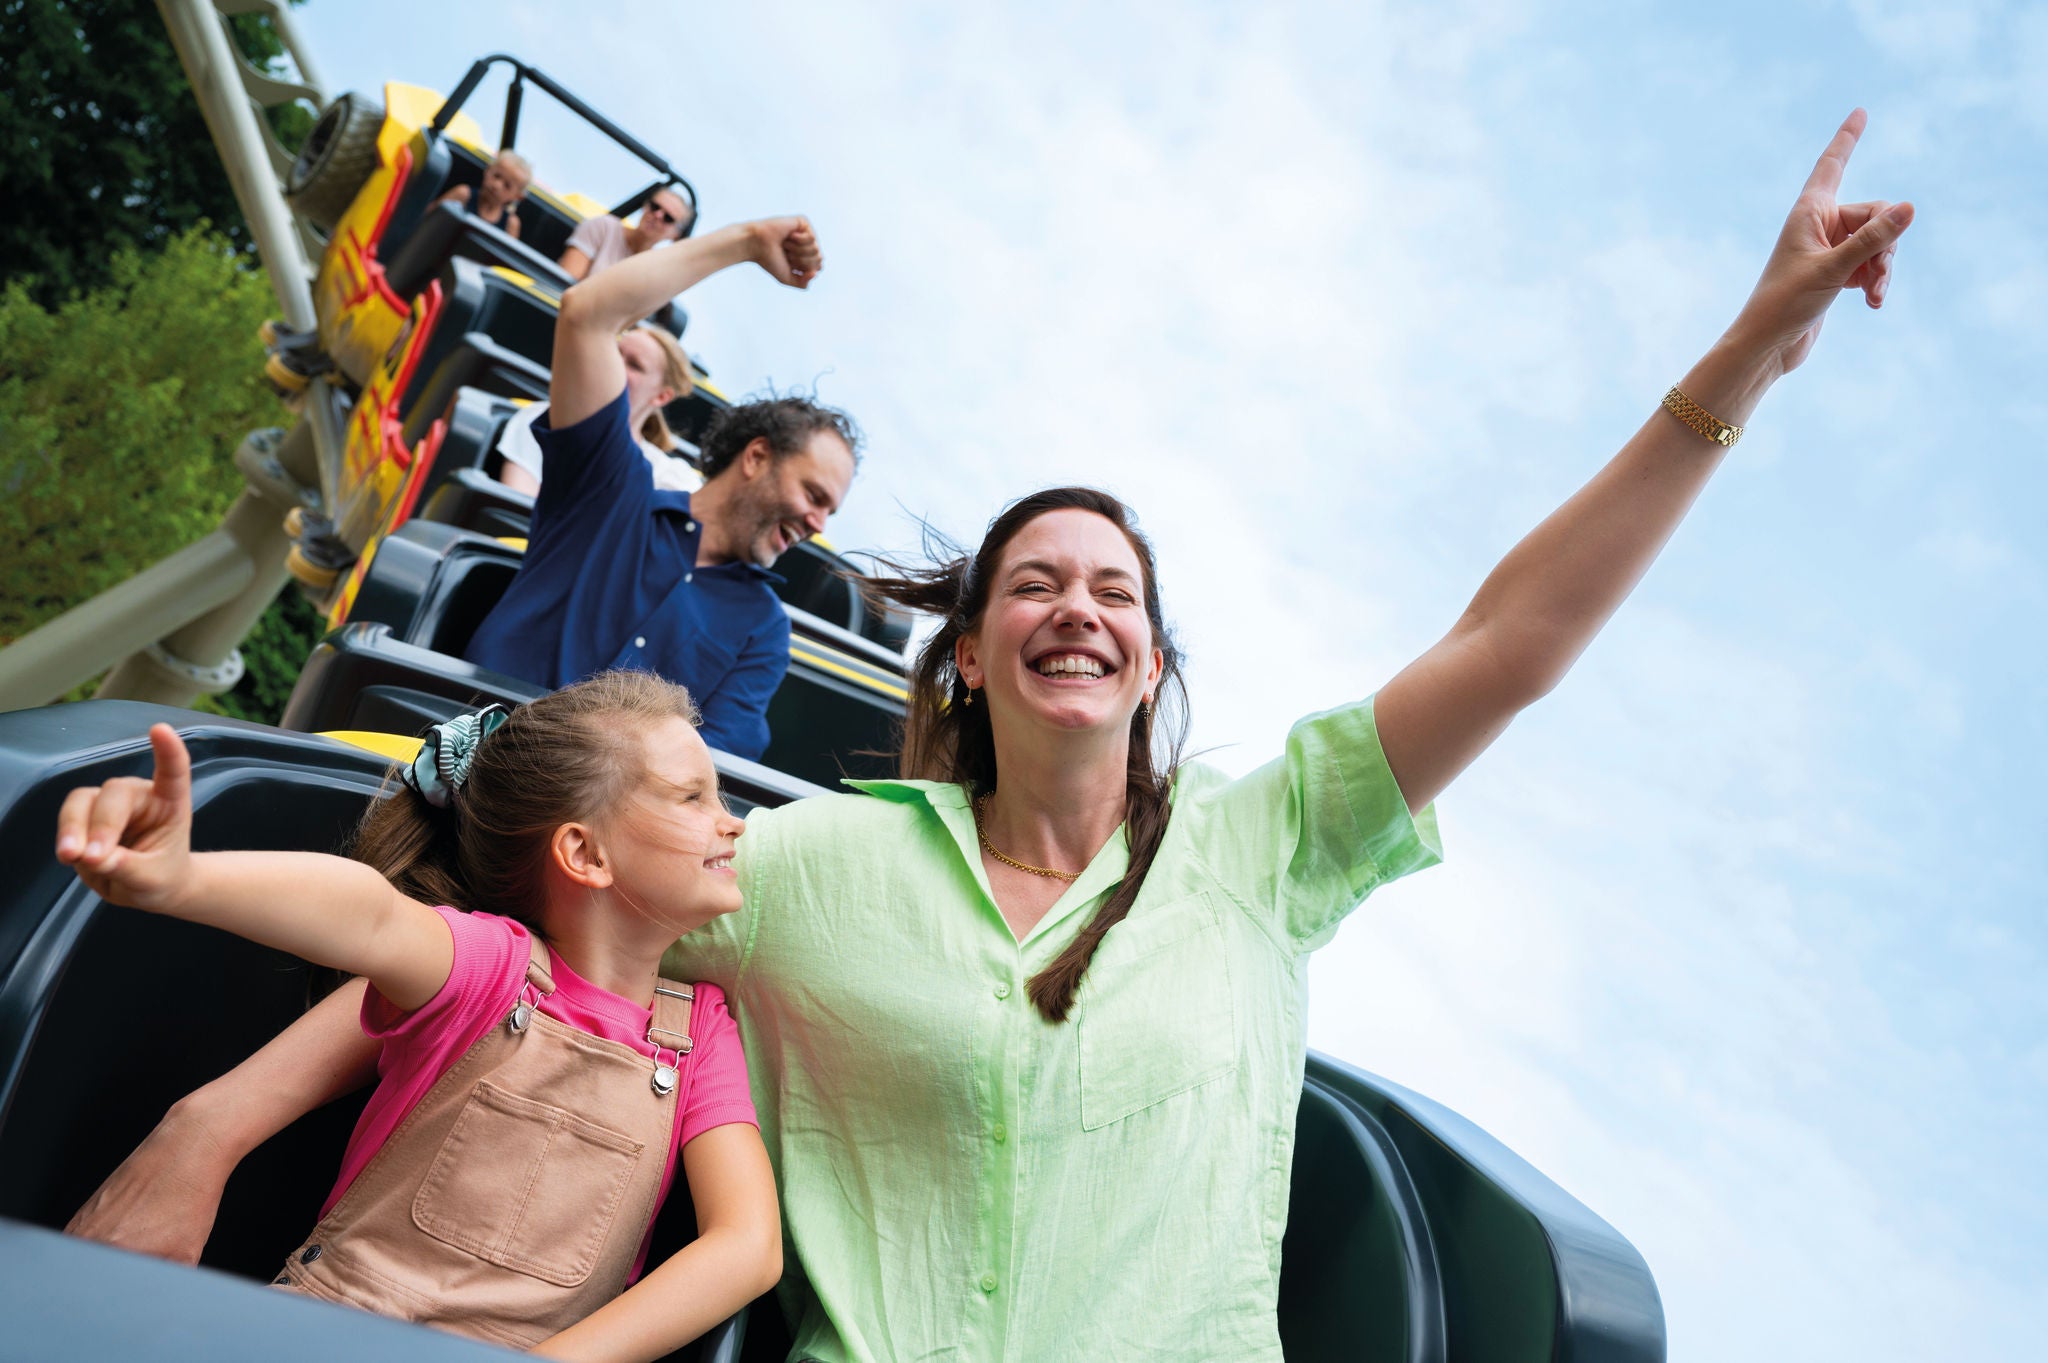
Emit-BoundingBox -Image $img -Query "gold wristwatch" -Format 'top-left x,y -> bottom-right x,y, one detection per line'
1661,386 -> 1742,448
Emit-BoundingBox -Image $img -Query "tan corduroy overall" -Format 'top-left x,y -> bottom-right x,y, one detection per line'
273,936 -> 698,1350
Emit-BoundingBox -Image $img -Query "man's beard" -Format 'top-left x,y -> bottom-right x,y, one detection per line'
732,488 -> 789,568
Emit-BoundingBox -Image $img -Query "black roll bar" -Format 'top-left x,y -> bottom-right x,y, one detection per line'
430,55 -> 698,226
499,75 -> 524,155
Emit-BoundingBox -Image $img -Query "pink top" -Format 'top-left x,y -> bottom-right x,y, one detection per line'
322,909 -> 757,1280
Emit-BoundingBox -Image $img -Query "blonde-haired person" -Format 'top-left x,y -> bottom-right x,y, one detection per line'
67,114 -> 1910,1362
497,324 -> 699,496
433,149 -> 532,239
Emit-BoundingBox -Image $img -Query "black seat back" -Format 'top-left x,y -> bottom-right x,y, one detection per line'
433,387 -> 526,482
422,467 -> 537,542
384,199 -> 577,302
1281,1081 -> 1446,1362
509,182 -> 588,265
0,707 -> 393,1280
413,548 -> 523,658
396,257 -> 561,424
313,518 -> 910,789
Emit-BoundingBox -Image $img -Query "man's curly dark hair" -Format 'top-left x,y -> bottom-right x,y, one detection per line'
698,395 -> 863,481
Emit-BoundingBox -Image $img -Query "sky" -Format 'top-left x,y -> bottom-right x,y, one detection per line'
288,2 -> 2046,1356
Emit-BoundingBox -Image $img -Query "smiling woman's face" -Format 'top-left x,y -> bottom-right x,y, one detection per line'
959,508 -> 1164,739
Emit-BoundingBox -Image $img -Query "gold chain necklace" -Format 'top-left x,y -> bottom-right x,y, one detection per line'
973,793 -> 1081,883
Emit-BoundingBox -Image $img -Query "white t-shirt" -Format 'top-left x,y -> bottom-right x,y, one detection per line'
496,401 -> 702,493
563,214 -> 636,277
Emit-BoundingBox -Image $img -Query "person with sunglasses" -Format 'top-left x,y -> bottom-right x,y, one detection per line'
560,186 -> 698,281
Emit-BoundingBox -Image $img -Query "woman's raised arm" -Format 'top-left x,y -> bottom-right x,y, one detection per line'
1375,110 -> 1913,812
66,979 -> 381,1262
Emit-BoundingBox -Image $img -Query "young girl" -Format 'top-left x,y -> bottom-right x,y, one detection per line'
434,148 -> 533,239
53,671 -> 779,1362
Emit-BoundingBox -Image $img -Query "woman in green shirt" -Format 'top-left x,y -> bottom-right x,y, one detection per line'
68,113 -> 1909,1362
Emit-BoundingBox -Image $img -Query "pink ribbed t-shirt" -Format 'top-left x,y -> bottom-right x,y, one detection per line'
320,908 -> 757,1280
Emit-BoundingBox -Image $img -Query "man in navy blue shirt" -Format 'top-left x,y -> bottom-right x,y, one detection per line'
463,216 -> 858,760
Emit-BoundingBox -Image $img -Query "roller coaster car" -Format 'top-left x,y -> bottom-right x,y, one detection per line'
0,704 -> 1667,1361
280,57 -> 726,624
281,519 -> 910,788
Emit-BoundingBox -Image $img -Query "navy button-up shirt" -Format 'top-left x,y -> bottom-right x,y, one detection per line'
465,389 -> 789,759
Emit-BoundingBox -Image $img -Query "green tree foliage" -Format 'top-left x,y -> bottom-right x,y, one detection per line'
0,0 -> 314,307
0,226 -> 321,719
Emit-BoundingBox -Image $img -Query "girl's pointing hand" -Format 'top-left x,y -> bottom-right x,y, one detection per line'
55,723 -> 195,914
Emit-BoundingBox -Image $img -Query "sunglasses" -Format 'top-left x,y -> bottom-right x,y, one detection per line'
642,201 -> 685,225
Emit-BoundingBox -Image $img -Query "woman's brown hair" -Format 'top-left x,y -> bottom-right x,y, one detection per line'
348,671 -> 699,932
862,487 -> 1189,1023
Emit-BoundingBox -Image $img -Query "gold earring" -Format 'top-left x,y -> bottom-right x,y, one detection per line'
963,688 -> 976,707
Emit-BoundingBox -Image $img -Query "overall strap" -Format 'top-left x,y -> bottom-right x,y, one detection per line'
649,981 -> 695,1057
523,930 -> 557,996
646,981 -> 695,1099
506,928 -> 556,1034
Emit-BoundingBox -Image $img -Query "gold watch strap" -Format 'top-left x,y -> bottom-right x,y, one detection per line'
1661,386 -> 1742,448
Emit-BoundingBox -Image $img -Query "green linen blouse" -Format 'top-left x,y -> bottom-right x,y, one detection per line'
664,695 -> 1442,1362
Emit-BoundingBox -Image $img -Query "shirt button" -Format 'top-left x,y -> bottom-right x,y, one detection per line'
979,1272 -> 998,1294
993,982 -> 1010,1000
992,1124 -> 1006,1143
686,520 -> 697,533
634,636 -> 646,649
684,572 -> 693,583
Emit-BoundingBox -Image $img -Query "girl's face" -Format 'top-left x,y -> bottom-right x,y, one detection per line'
959,508 -> 1163,740
480,157 -> 529,208
601,716 -> 745,936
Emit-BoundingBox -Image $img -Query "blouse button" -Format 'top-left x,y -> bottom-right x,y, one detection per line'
979,1272 -> 998,1294
993,982 -> 1010,1000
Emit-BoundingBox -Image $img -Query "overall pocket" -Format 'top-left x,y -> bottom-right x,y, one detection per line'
412,1080 -> 646,1287
1076,892 -> 1239,1130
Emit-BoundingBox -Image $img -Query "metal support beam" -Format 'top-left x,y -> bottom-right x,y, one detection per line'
0,419 -> 323,712
154,0 -> 318,329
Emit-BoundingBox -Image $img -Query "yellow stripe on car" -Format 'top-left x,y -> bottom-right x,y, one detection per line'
790,645 -> 910,701
323,731 -> 424,762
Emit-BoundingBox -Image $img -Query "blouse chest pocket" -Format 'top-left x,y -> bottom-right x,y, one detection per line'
412,1081 -> 646,1287
1075,893 -> 1238,1131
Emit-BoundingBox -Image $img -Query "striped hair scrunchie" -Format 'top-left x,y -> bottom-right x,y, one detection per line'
401,704 -> 511,808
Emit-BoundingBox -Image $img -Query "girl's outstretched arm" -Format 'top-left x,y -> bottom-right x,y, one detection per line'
532,1123 -> 782,1363
1374,110 -> 1913,812
54,724 -> 452,1011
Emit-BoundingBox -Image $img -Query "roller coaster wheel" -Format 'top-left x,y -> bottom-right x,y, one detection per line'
287,93 -> 385,236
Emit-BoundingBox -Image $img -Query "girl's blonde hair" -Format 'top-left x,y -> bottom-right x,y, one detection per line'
349,672 -> 699,932
631,325 -> 695,452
